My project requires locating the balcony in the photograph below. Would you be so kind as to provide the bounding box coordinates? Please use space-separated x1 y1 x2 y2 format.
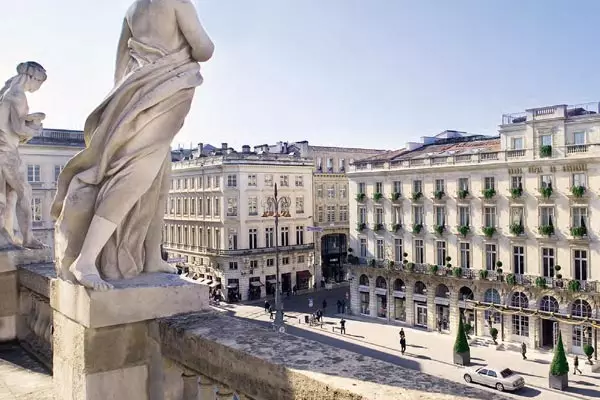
432 191 446 203
566 144 589 154
480 188 497 203
355 193 366 202
390 192 402 202
455 189 470 203
214 243 314 257
506 149 526 158
411 192 424 202
567 185 588 203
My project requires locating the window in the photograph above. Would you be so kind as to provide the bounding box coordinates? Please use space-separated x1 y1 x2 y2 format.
460 242 470 268
327 185 336 199
316 157 323 171
198 197 203 215
375 208 383 224
485 244 497 270
458 178 469 191
393 181 402 194
206 228 212 248
414 239 424 264
392 206 401 225
358 207 367 224
317 205 324 222
360 292 370 315
190 198 195 215
27 165 41 182
280 227 289 246
248 229 257 249
434 206 445 226
412 205 423 225
375 182 383 194
265 227 274 247
250 260 258 269
282 257 290 265
436 241 446 267
266 258 274 267
327 205 336 222
176 179 181 190
539 206 554 226
248 174 257 186
339 205 348 222
226 198 237 216
31 197 42 222
213 198 220 216
264 174 273 186
358 182 366 194
183 199 189 214
540 134 552 146
295 196 304 214
327 158 333 172
54 165 64 182
540 175 552 189
434 179 444 193
394 239 403 263
214 228 221 249
376 239 384 260
339 158 346 172
542 248 555 277
573 131 585 145
540 295 559 313
458 206 470 226
484 177 495 190
183 179 188 189
573 173 586 188
572 207 587 228
573 249 588 281
511 137 523 150
280 175 289 187
412 180 422 194
205 198 211 216
248 197 258 216
360 238 367 258
228 229 238 250
197 177 203 189
339 185 347 199
513 246 525 275
296 226 304 245
176 199 181 214
511 175 523 190
229 261 238 270
483 206 496 227
295 176 303 187
511 293 529 336
213 176 220 188
190 178 195 189
297 255 305 264
190 227 196 246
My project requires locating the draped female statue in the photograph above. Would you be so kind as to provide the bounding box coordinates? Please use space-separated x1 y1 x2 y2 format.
0 62 47 249
52 0 214 290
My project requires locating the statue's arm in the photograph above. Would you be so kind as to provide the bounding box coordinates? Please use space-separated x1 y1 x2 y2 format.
5 91 39 138
114 18 133 84
175 0 215 62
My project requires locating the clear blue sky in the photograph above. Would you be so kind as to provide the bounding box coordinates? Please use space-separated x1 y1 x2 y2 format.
2 0 599 150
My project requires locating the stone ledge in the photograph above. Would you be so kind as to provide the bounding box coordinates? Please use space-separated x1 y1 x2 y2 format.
51 273 208 328
0 248 53 274
18 263 56 298
155 312 511 400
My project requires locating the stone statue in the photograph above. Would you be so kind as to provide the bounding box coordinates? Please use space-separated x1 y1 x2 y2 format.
51 0 214 291
0 62 47 249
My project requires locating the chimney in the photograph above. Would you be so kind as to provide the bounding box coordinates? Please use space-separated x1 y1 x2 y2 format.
197 142 204 154
221 143 228 150
242 145 250 154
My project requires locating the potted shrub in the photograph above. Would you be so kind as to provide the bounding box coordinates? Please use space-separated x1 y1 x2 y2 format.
540 144 552 158
549 332 569 390
511 187 523 199
391 192 401 201
535 276 547 289
453 317 471 365
391 223 402 232
458 225 470 237
583 344 594 365
568 280 581 292
356 222 366 231
373 192 383 201
482 188 496 199
539 225 555 237
482 226 496 238
571 226 587 237
506 273 516 286
554 265 563 287
407 262 415 272
571 185 586 198
412 223 423 234
479 269 488 279
429 264 439 275
495 262 503 281
453 267 463 278
434 224 445 235
490 327 499 345
412 192 423 201
509 222 524 236
356 193 366 202
539 186 553 199
434 190 445 200
369 259 376 267
458 189 469 199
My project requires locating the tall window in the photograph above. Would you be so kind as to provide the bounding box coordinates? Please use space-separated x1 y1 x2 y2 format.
247 174 257 186
248 229 257 249
510 206 524 226
27 165 41 183
197 197 203 215
327 205 336 222
483 206 496 227
295 175 303 187
458 206 470 226
542 247 555 277
280 227 289 246
296 226 304 245
460 242 470 268
295 196 304 214
414 239 424 264
484 177 495 190
316 157 323 171
316 184 324 198
54 165 64 182
264 174 273 186
540 174 552 189
190 198 195 215
317 206 324 222
327 158 333 172
183 199 189 214
511 137 524 150
265 227 274 247
360 238 367 257
375 208 383 224
436 241 446 266
176 199 181 214
511 175 523 190
513 246 525 274
229 261 238 270
394 239 403 263
248 197 258 216
485 244 497 270
339 159 345 172
358 207 367 224
511 292 529 337
539 206 554 226
31 197 42 222
228 229 238 250
573 249 588 281
573 173 586 188
412 205 423 225
540 134 552 147
214 176 220 188
412 180 422 194
376 239 384 260
358 182 366 194
339 185 347 199
392 206 401 225
572 207 587 228
458 177 469 191
393 181 402 194
226 198 237 216
434 206 445 226
573 131 586 145
213 198 219 216
434 179 444 193
339 205 348 222
327 185 336 199
280 175 289 187
375 182 383 194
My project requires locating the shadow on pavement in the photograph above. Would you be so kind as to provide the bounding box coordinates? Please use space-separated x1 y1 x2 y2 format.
508 387 542 398
0 343 50 375
408 344 427 349
530 359 550 365
567 386 600 397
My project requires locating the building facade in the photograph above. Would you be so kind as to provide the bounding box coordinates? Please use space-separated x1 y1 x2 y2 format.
347 103 600 356
163 143 315 302
20 128 85 250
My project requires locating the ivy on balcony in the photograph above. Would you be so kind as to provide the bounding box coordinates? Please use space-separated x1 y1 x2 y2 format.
570 226 587 237
535 277 547 288
356 193 366 202
373 192 383 201
479 269 488 279
506 273 516 286
509 223 525 236
391 223 402 232
571 185 586 198
429 264 439 275
538 225 555 236
434 190 445 200
411 192 423 201
568 280 581 292
539 186 553 199
510 187 523 199
453 267 463 278
481 188 496 199
374 223 385 231
356 222 366 231
482 226 496 238
434 224 445 235
412 223 423 234
457 189 469 199
391 192 402 201
539 145 552 158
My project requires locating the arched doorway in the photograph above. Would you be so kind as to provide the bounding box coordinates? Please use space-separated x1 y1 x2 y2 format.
414 281 428 328
434 284 451 332
484 288 502 336
375 276 388 318
458 287 475 331
539 295 560 348
510 292 530 338
572 299 593 354
321 233 348 282
393 279 406 322
358 275 370 315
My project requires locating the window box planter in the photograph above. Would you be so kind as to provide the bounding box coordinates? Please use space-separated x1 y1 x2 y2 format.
509 223 525 236
570 226 587 238
568 280 581 292
539 225 555 237
429 264 439 275
391 223 402 232
453 267 463 278
506 273 516 286
458 225 471 237
391 192 402 201
571 185 586 198
457 189 469 199
356 223 366 231
434 225 445 235
540 145 552 158
434 190 445 200
356 193 366 202
510 187 523 199
481 188 496 199
412 223 423 234
374 223 385 231
535 276 547 289
373 192 383 201
479 270 488 280
482 226 496 238
411 192 423 201
539 186 553 199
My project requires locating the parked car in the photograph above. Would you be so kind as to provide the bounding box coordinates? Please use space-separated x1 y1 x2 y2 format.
463 366 525 391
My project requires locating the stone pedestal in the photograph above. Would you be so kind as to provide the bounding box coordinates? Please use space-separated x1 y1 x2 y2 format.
50 273 208 400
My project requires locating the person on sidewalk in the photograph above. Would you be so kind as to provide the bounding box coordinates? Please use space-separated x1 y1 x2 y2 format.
574 356 583 375
521 342 527 360
264 300 270 313
337 299 342 314
400 336 406 354
399 328 405 340
340 318 346 334
322 299 328 313
269 305 274 320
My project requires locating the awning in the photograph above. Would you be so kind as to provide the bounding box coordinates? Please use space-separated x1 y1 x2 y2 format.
296 270 312 279
209 281 219 288
266 278 277 285
226 283 238 289
250 281 263 287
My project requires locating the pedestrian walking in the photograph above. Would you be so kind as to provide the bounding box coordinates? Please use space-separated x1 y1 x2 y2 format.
400 337 406 354
574 356 583 375
269 305 274 320
399 328 405 340
340 318 346 334
322 299 328 312
292 285 297 295
264 300 270 314
521 342 527 360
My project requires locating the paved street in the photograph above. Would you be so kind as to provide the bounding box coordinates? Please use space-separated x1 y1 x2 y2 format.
215 286 600 400
0 344 53 400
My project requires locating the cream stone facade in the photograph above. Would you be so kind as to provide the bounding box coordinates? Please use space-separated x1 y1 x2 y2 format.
164 143 315 301
19 129 85 250
347 103 600 356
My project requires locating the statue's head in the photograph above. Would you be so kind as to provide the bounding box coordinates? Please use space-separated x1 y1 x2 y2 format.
16 62 47 93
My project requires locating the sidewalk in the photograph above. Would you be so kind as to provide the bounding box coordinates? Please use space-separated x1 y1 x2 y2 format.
226 303 600 400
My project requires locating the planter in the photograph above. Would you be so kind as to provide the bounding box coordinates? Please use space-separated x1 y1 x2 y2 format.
548 374 568 391
454 351 470 366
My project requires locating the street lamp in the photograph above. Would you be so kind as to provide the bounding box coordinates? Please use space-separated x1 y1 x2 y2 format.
263 183 291 333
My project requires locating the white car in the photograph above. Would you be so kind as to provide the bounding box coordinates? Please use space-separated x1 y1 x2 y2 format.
463 366 525 392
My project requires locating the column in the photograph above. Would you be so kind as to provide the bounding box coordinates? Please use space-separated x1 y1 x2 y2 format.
449 289 460 334
198 375 216 400
350 276 359 315
369 280 377 317
426 284 436 331
51 273 208 400
405 282 414 326
182 373 199 400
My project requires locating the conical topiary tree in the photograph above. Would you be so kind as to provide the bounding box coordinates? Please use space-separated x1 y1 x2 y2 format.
550 332 569 376
453 316 470 365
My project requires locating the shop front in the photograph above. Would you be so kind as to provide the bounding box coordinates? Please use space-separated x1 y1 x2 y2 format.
413 281 428 328
393 278 406 322
358 274 370 315
265 275 277 296
296 270 312 291
281 272 292 294
227 279 240 302
458 286 475 331
375 276 387 318
434 284 450 332
248 277 263 300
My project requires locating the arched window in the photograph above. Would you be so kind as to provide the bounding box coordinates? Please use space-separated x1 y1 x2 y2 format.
414 281 427 295
572 299 592 318
435 284 450 298
375 276 387 289
459 287 474 301
394 278 405 292
540 296 559 313
359 274 369 286
484 288 501 304
511 292 529 308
